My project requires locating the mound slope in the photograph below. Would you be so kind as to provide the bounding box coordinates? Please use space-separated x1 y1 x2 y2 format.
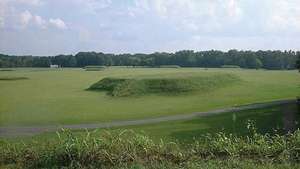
88 73 241 97
0 77 28 81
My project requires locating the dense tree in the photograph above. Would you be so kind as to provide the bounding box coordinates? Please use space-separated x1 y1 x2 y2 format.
297 52 300 71
0 50 298 70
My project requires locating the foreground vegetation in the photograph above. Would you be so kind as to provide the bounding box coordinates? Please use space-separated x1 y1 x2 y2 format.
1 124 300 169
0 68 299 126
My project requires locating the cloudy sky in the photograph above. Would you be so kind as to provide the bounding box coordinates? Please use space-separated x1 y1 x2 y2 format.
0 0 300 56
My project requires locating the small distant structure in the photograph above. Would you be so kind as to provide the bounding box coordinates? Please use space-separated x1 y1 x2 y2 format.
84 65 106 71
50 64 59 68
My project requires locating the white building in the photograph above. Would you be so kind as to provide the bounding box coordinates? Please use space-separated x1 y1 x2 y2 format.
50 65 59 68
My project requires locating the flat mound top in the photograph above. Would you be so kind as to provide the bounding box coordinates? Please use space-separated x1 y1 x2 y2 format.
88 73 241 97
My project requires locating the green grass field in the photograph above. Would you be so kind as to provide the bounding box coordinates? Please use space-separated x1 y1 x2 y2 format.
123 103 300 142
0 67 299 127
14 103 297 143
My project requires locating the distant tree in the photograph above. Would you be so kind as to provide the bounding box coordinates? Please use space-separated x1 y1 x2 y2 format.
0 50 299 70
297 52 300 71
255 58 263 69
245 54 262 69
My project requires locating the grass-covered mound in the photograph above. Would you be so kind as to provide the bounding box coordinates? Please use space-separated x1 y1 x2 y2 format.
158 65 181 68
1 127 300 169
84 66 106 71
221 65 241 68
0 69 15 71
0 77 28 81
88 74 241 97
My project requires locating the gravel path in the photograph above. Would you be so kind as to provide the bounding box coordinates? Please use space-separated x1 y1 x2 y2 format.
0 99 296 137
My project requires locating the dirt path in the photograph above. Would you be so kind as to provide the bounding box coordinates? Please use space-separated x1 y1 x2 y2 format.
0 99 296 137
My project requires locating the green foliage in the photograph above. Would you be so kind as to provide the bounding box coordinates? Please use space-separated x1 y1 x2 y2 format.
88 74 240 97
296 53 300 71
1 128 300 168
0 50 298 70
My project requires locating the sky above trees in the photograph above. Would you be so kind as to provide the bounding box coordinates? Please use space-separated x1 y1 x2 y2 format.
0 0 300 56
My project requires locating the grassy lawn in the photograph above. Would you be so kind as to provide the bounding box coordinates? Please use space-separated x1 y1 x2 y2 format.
123 103 300 142
5 102 299 144
0 67 299 126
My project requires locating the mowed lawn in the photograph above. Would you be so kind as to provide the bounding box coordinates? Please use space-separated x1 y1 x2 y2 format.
0 67 299 126
122 103 300 142
11 103 299 143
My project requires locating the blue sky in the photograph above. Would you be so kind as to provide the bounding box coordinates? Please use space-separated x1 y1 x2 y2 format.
0 0 300 56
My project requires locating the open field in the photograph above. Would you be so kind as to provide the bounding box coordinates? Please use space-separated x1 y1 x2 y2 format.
5 101 297 143
0 67 299 127
0 99 294 138
123 102 300 142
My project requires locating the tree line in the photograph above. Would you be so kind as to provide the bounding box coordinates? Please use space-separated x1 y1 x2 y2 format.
0 50 299 70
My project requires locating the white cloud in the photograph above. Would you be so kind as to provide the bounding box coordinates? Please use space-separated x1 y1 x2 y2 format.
79 28 91 42
0 0 42 6
19 11 66 30
226 0 242 19
0 2 6 28
14 0 42 6
76 0 112 14
265 0 300 33
0 1 6 28
49 18 67 29
2 0 300 55
0 0 44 29
20 10 32 27
141 0 231 19
34 15 46 28
130 0 243 33
19 11 47 29
0 18 4 28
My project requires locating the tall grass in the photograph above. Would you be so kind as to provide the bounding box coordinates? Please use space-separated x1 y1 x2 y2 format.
1 123 300 168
